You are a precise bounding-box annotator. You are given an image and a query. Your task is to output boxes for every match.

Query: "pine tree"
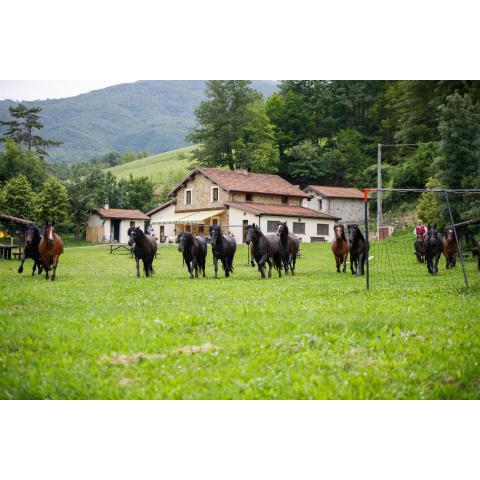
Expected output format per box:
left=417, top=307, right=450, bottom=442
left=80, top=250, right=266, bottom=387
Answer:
left=0, top=104, right=62, bottom=159
left=0, top=174, right=39, bottom=220
left=37, top=176, right=70, bottom=227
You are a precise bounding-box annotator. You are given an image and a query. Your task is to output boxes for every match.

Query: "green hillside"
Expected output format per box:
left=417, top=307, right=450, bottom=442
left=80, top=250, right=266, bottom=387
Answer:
left=0, top=81, right=278, bottom=163
left=106, top=145, right=196, bottom=187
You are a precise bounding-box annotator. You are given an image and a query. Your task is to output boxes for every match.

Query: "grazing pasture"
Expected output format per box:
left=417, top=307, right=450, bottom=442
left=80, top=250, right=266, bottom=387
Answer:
left=0, top=240, right=479, bottom=399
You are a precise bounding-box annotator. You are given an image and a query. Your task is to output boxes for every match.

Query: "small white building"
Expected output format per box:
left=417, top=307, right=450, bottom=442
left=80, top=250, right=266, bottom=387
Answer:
left=302, top=185, right=365, bottom=223
left=86, top=207, right=150, bottom=243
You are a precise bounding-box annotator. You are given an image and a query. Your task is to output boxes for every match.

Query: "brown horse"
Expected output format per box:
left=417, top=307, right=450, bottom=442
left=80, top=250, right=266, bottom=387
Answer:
left=331, top=224, right=349, bottom=273
left=443, top=228, right=458, bottom=269
left=38, top=221, right=64, bottom=281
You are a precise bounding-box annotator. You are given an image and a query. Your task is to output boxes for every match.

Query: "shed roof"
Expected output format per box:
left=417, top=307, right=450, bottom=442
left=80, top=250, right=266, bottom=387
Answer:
left=226, top=201, right=340, bottom=220
left=306, top=185, right=364, bottom=199
left=169, top=167, right=309, bottom=198
left=93, top=208, right=150, bottom=220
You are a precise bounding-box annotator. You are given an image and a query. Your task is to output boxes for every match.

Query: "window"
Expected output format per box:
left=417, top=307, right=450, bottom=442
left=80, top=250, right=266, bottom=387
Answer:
left=282, top=195, right=288, bottom=205
left=293, top=222, right=305, bottom=234
left=245, top=193, right=253, bottom=201
left=318, top=199, right=323, bottom=210
left=185, top=189, right=192, bottom=205
left=212, top=187, right=219, bottom=202
left=317, top=223, right=329, bottom=235
left=267, top=220, right=280, bottom=232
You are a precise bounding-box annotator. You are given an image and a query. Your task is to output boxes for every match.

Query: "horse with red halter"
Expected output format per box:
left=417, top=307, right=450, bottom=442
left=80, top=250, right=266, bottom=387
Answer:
left=331, top=224, right=349, bottom=273
left=38, top=221, right=64, bottom=281
left=443, top=228, right=458, bottom=269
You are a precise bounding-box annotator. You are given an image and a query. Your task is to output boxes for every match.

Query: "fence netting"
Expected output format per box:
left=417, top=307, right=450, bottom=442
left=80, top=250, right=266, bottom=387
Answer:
left=365, top=190, right=480, bottom=290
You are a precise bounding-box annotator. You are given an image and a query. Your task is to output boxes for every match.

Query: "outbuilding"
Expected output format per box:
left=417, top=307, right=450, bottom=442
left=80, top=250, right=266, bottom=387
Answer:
left=86, top=206, right=150, bottom=243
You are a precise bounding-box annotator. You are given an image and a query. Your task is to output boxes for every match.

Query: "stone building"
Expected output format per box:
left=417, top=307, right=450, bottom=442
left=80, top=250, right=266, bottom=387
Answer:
left=302, top=185, right=365, bottom=223
left=150, top=167, right=339, bottom=243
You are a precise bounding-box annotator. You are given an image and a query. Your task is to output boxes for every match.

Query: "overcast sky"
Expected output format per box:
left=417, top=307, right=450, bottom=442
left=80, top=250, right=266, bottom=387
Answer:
left=0, top=80, right=137, bottom=101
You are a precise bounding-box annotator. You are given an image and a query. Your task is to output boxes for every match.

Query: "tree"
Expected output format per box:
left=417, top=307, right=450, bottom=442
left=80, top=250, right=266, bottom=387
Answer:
left=37, top=176, right=70, bottom=227
left=64, top=165, right=96, bottom=240
left=0, top=136, right=49, bottom=190
left=436, top=93, right=480, bottom=189
left=0, top=174, right=39, bottom=220
left=187, top=81, right=278, bottom=171
left=122, top=174, right=156, bottom=212
left=0, top=104, right=62, bottom=159
left=415, top=177, right=446, bottom=228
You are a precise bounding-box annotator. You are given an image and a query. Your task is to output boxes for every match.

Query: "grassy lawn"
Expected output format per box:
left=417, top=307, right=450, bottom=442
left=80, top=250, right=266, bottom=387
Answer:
left=1, top=240, right=479, bottom=399
left=106, top=145, right=196, bottom=186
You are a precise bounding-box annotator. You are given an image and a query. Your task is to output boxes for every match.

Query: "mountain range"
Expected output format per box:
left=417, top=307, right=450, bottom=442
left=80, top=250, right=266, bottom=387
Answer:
left=0, top=80, right=278, bottom=163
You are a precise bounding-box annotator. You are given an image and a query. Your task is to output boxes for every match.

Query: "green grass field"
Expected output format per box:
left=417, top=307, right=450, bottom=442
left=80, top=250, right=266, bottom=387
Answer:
left=1, top=240, right=479, bottom=399
left=106, top=145, right=196, bottom=186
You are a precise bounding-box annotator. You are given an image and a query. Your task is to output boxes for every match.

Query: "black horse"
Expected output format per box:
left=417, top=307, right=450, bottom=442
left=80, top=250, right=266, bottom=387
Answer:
left=209, top=224, right=236, bottom=278
left=245, top=224, right=282, bottom=278
left=414, top=233, right=426, bottom=263
left=177, top=231, right=208, bottom=279
left=276, top=221, right=299, bottom=275
left=423, top=224, right=443, bottom=276
left=347, top=224, right=367, bottom=276
left=18, top=223, right=43, bottom=276
left=128, top=227, right=157, bottom=277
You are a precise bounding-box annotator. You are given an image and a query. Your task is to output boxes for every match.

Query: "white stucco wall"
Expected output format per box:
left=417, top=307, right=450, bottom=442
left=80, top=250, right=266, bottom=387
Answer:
left=87, top=213, right=104, bottom=228
left=149, top=204, right=176, bottom=239
left=227, top=207, right=260, bottom=244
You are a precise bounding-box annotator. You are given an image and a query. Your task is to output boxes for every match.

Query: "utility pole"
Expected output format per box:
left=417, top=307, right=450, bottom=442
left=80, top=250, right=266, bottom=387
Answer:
left=377, top=143, right=382, bottom=227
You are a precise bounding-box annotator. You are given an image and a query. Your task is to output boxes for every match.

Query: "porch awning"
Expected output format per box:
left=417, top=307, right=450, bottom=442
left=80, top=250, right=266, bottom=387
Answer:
left=151, top=209, right=225, bottom=225
left=180, top=209, right=225, bottom=224
left=151, top=212, right=193, bottom=225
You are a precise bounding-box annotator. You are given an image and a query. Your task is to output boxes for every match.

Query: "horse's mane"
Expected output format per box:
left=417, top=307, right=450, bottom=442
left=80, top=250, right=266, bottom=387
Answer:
left=349, top=224, right=365, bottom=243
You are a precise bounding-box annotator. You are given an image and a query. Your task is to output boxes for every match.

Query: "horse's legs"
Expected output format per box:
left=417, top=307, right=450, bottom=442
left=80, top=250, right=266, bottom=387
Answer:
left=18, top=254, right=26, bottom=274
left=292, top=255, right=296, bottom=275
left=135, top=257, right=141, bottom=278
left=335, top=255, right=340, bottom=273
left=357, top=254, right=364, bottom=276
left=222, top=258, right=229, bottom=278
left=250, top=243, right=255, bottom=267
left=350, top=256, right=355, bottom=275
left=213, top=255, right=218, bottom=278
left=342, top=254, right=347, bottom=273
left=266, top=258, right=273, bottom=278
left=434, top=254, right=440, bottom=275
left=51, top=255, right=59, bottom=281
left=185, top=260, right=193, bottom=279
left=193, top=258, right=199, bottom=278
left=32, top=260, right=37, bottom=276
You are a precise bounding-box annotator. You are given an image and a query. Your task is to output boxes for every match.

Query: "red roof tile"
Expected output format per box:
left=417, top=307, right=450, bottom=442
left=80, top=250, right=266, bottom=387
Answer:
left=306, top=185, right=364, bottom=199
left=94, top=208, right=150, bottom=220
left=169, top=168, right=309, bottom=198
left=225, top=201, right=339, bottom=220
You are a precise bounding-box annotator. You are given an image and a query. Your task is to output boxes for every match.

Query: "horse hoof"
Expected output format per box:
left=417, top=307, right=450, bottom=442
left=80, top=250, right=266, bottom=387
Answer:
left=50, top=277, right=55, bottom=282
left=18, top=267, right=23, bottom=274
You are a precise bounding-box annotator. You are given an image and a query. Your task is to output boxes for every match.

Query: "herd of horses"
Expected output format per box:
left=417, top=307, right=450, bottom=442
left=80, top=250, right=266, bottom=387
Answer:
left=414, top=224, right=460, bottom=275
left=15, top=220, right=477, bottom=281
left=18, top=222, right=64, bottom=281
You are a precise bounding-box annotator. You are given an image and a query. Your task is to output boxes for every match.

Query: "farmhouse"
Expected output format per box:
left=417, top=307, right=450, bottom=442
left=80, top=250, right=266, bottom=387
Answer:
left=302, top=185, right=364, bottom=223
left=86, top=206, right=150, bottom=243
left=150, top=167, right=339, bottom=243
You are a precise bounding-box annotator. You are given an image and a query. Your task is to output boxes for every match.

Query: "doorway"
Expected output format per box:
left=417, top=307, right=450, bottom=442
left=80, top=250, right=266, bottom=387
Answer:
left=112, top=220, right=120, bottom=242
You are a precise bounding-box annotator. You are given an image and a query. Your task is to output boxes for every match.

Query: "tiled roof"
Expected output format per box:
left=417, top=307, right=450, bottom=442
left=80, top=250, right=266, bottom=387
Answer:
left=225, top=201, right=340, bottom=220
left=306, top=185, right=364, bottom=199
left=94, top=208, right=150, bottom=220
left=169, top=168, right=309, bottom=198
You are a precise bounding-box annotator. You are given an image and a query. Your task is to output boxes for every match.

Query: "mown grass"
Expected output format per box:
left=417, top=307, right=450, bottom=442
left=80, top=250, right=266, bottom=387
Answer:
left=106, top=145, right=196, bottom=186
left=0, top=241, right=479, bottom=399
